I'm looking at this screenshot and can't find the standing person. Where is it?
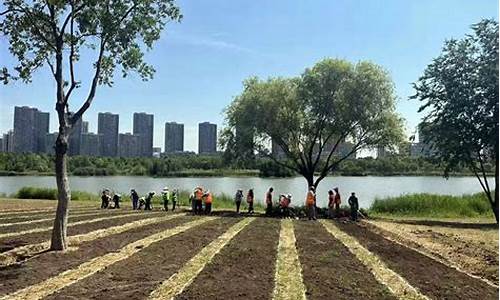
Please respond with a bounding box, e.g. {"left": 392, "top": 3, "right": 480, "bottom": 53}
{"left": 194, "top": 187, "right": 204, "bottom": 215}
{"left": 265, "top": 187, "right": 274, "bottom": 216}
{"left": 327, "top": 190, "right": 335, "bottom": 218}
{"left": 234, "top": 189, "right": 243, "bottom": 213}
{"left": 145, "top": 191, "right": 155, "bottom": 211}
{"left": 190, "top": 191, "right": 196, "bottom": 214}
{"left": 348, "top": 192, "right": 359, "bottom": 221}
{"left": 131, "top": 189, "right": 139, "bottom": 210}
{"left": 204, "top": 190, "right": 213, "bottom": 214}
{"left": 334, "top": 187, "right": 341, "bottom": 218}
{"left": 162, "top": 187, "right": 170, "bottom": 211}
{"left": 305, "top": 186, "right": 316, "bottom": 220}
{"left": 101, "top": 190, "right": 110, "bottom": 209}
{"left": 172, "top": 189, "right": 178, "bottom": 211}
{"left": 247, "top": 189, "right": 254, "bottom": 214}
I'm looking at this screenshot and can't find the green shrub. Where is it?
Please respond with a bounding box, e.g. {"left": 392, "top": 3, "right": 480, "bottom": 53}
{"left": 15, "top": 186, "right": 99, "bottom": 201}
{"left": 369, "top": 192, "right": 493, "bottom": 218}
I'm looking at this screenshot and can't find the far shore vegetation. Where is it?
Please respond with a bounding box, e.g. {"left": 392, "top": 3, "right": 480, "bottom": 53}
{"left": 0, "top": 153, "right": 494, "bottom": 178}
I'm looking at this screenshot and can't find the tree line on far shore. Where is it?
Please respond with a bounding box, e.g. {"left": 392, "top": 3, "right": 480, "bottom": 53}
{"left": 0, "top": 152, "right": 493, "bottom": 178}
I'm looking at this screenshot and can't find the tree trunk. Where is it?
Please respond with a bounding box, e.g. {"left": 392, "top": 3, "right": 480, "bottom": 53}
{"left": 494, "top": 155, "right": 499, "bottom": 224}
{"left": 50, "top": 131, "right": 71, "bottom": 250}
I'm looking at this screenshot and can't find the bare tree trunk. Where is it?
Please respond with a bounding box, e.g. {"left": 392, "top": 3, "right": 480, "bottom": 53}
{"left": 50, "top": 131, "right": 70, "bottom": 250}
{"left": 494, "top": 155, "right": 499, "bottom": 224}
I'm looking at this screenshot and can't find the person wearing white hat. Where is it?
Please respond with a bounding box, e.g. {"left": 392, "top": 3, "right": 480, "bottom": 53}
{"left": 162, "top": 187, "right": 170, "bottom": 211}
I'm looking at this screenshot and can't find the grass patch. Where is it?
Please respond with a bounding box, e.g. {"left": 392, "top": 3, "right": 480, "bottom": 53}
{"left": 369, "top": 192, "right": 494, "bottom": 219}
{"left": 14, "top": 187, "right": 100, "bottom": 202}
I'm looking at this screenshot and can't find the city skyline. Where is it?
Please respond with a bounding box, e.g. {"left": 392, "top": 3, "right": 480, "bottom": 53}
{"left": 1, "top": 1, "right": 497, "bottom": 152}
{"left": 2, "top": 106, "right": 220, "bottom": 155}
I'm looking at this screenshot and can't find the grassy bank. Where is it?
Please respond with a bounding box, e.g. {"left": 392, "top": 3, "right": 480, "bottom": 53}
{"left": 7, "top": 186, "right": 266, "bottom": 211}
{"left": 369, "top": 192, "right": 495, "bottom": 219}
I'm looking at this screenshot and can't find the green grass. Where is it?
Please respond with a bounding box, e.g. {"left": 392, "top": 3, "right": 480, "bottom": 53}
{"left": 9, "top": 186, "right": 265, "bottom": 211}
{"left": 15, "top": 186, "right": 100, "bottom": 202}
{"left": 369, "top": 192, "right": 494, "bottom": 219}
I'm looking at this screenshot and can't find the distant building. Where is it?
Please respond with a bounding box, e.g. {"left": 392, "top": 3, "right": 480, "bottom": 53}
{"left": 98, "top": 112, "right": 119, "bottom": 157}
{"left": 44, "top": 133, "right": 58, "bottom": 154}
{"left": 377, "top": 146, "right": 389, "bottom": 159}
{"left": 35, "top": 111, "right": 49, "bottom": 153}
{"left": 133, "top": 112, "right": 154, "bottom": 157}
{"left": 82, "top": 121, "right": 89, "bottom": 134}
{"left": 13, "top": 106, "right": 49, "bottom": 153}
{"left": 164, "top": 122, "right": 184, "bottom": 153}
{"left": 271, "top": 140, "right": 286, "bottom": 159}
{"left": 0, "top": 138, "right": 3, "bottom": 153}
{"left": 198, "top": 122, "right": 217, "bottom": 154}
{"left": 80, "top": 133, "right": 101, "bottom": 156}
{"left": 410, "top": 123, "right": 436, "bottom": 158}
{"left": 3, "top": 131, "right": 14, "bottom": 153}
{"left": 68, "top": 117, "right": 83, "bottom": 156}
{"left": 118, "top": 133, "right": 141, "bottom": 157}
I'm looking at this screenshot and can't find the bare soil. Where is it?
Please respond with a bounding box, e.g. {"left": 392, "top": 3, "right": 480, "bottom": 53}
{"left": 177, "top": 218, "right": 280, "bottom": 300}
{"left": 294, "top": 221, "right": 396, "bottom": 300}
{"left": 0, "top": 215, "right": 192, "bottom": 295}
{"left": 337, "top": 221, "right": 499, "bottom": 300}
{"left": 0, "top": 212, "right": 166, "bottom": 253}
{"left": 46, "top": 217, "right": 239, "bottom": 300}
{"left": 369, "top": 219, "right": 499, "bottom": 283}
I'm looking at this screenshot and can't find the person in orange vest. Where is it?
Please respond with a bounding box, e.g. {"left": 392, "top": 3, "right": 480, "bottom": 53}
{"left": 194, "top": 187, "right": 204, "bottom": 215}
{"left": 305, "top": 186, "right": 316, "bottom": 220}
{"left": 204, "top": 190, "right": 213, "bottom": 214}
{"left": 333, "top": 187, "right": 341, "bottom": 218}
{"left": 247, "top": 189, "right": 255, "bottom": 214}
{"left": 265, "top": 187, "right": 274, "bottom": 216}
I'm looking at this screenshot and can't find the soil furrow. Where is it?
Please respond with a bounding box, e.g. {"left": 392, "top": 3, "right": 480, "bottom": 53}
{"left": 295, "top": 221, "right": 397, "bottom": 300}
{"left": 45, "top": 217, "right": 239, "bottom": 300}
{"left": 0, "top": 212, "right": 165, "bottom": 253}
{"left": 0, "top": 208, "right": 119, "bottom": 223}
{"left": 337, "top": 221, "right": 499, "bottom": 300}
{"left": 0, "top": 214, "right": 185, "bottom": 267}
{"left": 177, "top": 218, "right": 280, "bottom": 300}
{"left": 150, "top": 217, "right": 256, "bottom": 299}
{"left": 0, "top": 215, "right": 198, "bottom": 298}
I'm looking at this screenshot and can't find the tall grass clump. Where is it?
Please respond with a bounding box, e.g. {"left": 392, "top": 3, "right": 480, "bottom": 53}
{"left": 369, "top": 192, "right": 493, "bottom": 218}
{"left": 15, "top": 186, "right": 99, "bottom": 202}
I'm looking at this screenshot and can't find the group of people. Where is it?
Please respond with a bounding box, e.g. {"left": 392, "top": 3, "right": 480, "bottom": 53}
{"left": 100, "top": 185, "right": 360, "bottom": 221}
{"left": 237, "top": 186, "right": 360, "bottom": 221}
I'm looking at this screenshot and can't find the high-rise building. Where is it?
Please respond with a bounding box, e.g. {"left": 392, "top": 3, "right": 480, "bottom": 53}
{"left": 271, "top": 139, "right": 286, "bottom": 159}
{"left": 82, "top": 121, "right": 89, "bottom": 134}
{"left": 13, "top": 106, "right": 49, "bottom": 153}
{"left": 377, "top": 145, "right": 389, "bottom": 159}
{"left": 198, "top": 122, "right": 217, "bottom": 154}
{"left": 0, "top": 138, "right": 3, "bottom": 153}
{"left": 68, "top": 117, "right": 83, "bottom": 156}
{"left": 133, "top": 112, "right": 154, "bottom": 157}
{"left": 35, "top": 111, "right": 49, "bottom": 153}
{"left": 164, "top": 122, "right": 184, "bottom": 153}
{"left": 118, "top": 133, "right": 141, "bottom": 157}
{"left": 45, "top": 133, "right": 58, "bottom": 154}
{"left": 98, "top": 112, "right": 119, "bottom": 157}
{"left": 2, "top": 131, "right": 14, "bottom": 153}
{"left": 80, "top": 133, "right": 101, "bottom": 156}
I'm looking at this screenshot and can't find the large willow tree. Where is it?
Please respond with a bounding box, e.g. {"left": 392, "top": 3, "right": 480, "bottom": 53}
{"left": 223, "top": 58, "right": 404, "bottom": 188}
{"left": 0, "top": 0, "right": 182, "bottom": 250}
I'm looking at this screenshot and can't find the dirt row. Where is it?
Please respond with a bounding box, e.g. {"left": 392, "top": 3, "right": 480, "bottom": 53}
{"left": 46, "top": 217, "right": 240, "bottom": 299}
{"left": 337, "top": 221, "right": 499, "bottom": 300}
{"left": 294, "top": 221, "right": 396, "bottom": 300}
{"left": 177, "top": 218, "right": 280, "bottom": 300}
{"left": 0, "top": 207, "right": 116, "bottom": 224}
{"left": 0, "top": 211, "right": 167, "bottom": 253}
{"left": 0, "top": 214, "right": 197, "bottom": 295}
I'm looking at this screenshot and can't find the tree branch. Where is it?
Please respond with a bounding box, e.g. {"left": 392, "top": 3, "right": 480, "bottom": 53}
{"left": 70, "top": 37, "right": 106, "bottom": 125}
{"left": 64, "top": 0, "right": 77, "bottom": 103}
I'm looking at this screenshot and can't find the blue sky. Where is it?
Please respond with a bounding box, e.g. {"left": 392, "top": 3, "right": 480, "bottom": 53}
{"left": 0, "top": 0, "right": 498, "bottom": 152}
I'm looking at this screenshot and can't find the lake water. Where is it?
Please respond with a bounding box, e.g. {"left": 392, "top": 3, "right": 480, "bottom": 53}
{"left": 0, "top": 175, "right": 491, "bottom": 208}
